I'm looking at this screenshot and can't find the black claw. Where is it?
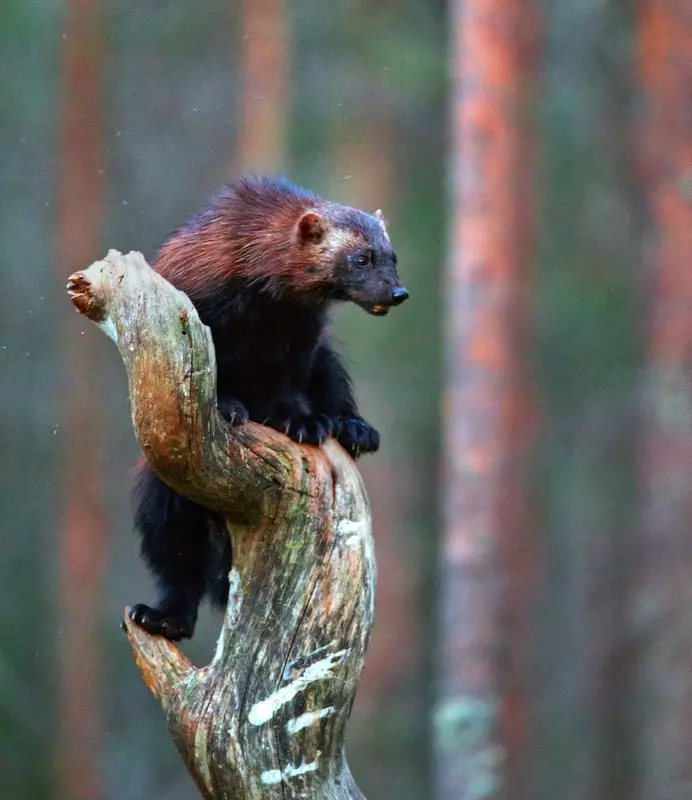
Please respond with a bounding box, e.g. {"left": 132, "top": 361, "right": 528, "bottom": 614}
{"left": 336, "top": 416, "right": 379, "bottom": 457}
{"left": 128, "top": 603, "right": 194, "bottom": 641}
{"left": 265, "top": 412, "right": 334, "bottom": 446}
{"left": 330, "top": 416, "right": 344, "bottom": 438}
{"left": 218, "top": 398, "right": 250, "bottom": 426}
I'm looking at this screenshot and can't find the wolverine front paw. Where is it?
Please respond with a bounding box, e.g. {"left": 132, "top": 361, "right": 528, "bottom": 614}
{"left": 265, "top": 412, "right": 334, "bottom": 445}
{"left": 218, "top": 397, "right": 250, "bottom": 426}
{"left": 334, "top": 416, "right": 380, "bottom": 458}
{"left": 128, "top": 604, "right": 195, "bottom": 641}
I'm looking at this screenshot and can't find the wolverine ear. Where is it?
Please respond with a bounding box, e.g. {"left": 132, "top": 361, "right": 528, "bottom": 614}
{"left": 374, "top": 208, "right": 389, "bottom": 238}
{"left": 297, "top": 211, "right": 327, "bottom": 244}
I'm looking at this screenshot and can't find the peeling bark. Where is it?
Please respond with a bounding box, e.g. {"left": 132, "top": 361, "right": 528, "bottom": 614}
{"left": 66, "top": 250, "right": 374, "bottom": 799}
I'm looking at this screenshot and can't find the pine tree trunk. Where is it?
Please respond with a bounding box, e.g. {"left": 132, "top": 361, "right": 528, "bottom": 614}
{"left": 631, "top": 2, "right": 692, "bottom": 797}
{"left": 55, "top": 0, "right": 107, "bottom": 796}
{"left": 436, "top": 1, "right": 539, "bottom": 797}
{"left": 234, "top": 0, "right": 290, "bottom": 173}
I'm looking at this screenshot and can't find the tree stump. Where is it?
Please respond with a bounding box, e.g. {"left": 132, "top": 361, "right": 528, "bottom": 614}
{"left": 66, "top": 250, "right": 375, "bottom": 799}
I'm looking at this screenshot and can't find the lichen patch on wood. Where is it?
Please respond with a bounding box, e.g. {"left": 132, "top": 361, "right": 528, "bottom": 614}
{"left": 261, "top": 754, "right": 322, "bottom": 785}
{"left": 248, "top": 648, "right": 350, "bottom": 727}
{"left": 286, "top": 707, "right": 337, "bottom": 734}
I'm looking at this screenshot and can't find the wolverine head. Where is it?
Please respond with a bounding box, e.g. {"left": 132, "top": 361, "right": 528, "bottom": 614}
{"left": 165, "top": 176, "right": 410, "bottom": 312}
{"left": 294, "top": 204, "right": 409, "bottom": 315}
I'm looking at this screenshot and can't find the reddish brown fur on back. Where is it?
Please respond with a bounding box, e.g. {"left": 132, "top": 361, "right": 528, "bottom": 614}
{"left": 154, "top": 178, "right": 368, "bottom": 301}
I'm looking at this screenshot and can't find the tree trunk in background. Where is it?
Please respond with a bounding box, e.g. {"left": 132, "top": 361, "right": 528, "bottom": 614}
{"left": 436, "top": 1, "right": 538, "bottom": 798}
{"left": 234, "top": 0, "right": 289, "bottom": 173}
{"left": 632, "top": 2, "right": 692, "bottom": 798}
{"left": 55, "top": 0, "right": 107, "bottom": 796}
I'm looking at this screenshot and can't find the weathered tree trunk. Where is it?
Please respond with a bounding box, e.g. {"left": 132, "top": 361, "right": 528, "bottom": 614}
{"left": 436, "top": 0, "right": 539, "bottom": 798}
{"left": 66, "top": 250, "right": 375, "bottom": 799}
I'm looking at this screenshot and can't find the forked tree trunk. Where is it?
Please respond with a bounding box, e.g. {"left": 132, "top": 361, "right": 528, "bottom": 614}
{"left": 66, "top": 250, "right": 375, "bottom": 799}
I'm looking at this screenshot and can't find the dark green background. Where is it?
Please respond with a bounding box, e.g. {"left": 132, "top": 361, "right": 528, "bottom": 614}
{"left": 1, "top": 1, "right": 641, "bottom": 797}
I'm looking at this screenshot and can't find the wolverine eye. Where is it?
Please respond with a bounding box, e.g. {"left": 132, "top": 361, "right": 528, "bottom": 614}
{"left": 353, "top": 252, "right": 371, "bottom": 268}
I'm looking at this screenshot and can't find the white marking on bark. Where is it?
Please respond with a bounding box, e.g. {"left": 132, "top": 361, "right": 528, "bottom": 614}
{"left": 249, "top": 650, "right": 349, "bottom": 726}
{"left": 226, "top": 567, "right": 243, "bottom": 625}
{"left": 213, "top": 622, "right": 227, "bottom": 664}
{"left": 213, "top": 569, "right": 243, "bottom": 663}
{"left": 286, "top": 707, "right": 336, "bottom": 734}
{"left": 282, "top": 641, "right": 337, "bottom": 681}
{"left": 98, "top": 317, "right": 118, "bottom": 344}
{"left": 261, "top": 753, "right": 321, "bottom": 784}
{"left": 336, "top": 518, "right": 368, "bottom": 548}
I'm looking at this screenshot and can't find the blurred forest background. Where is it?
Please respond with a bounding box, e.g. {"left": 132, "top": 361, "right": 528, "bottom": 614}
{"left": 1, "top": 0, "right": 690, "bottom": 798}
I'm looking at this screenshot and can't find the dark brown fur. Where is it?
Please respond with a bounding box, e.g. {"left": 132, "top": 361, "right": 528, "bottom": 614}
{"left": 129, "top": 176, "right": 408, "bottom": 640}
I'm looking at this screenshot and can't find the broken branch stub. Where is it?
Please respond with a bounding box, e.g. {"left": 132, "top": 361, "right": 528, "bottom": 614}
{"left": 67, "top": 250, "right": 375, "bottom": 799}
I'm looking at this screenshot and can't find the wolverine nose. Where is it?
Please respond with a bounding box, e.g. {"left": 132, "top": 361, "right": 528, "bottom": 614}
{"left": 391, "top": 286, "right": 409, "bottom": 305}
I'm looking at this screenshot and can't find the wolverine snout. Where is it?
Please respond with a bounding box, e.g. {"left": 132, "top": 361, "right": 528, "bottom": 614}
{"left": 356, "top": 283, "right": 410, "bottom": 317}
{"left": 390, "top": 286, "right": 409, "bottom": 305}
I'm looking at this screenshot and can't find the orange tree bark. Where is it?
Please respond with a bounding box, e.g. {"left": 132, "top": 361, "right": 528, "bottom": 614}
{"left": 631, "top": 2, "right": 692, "bottom": 798}
{"left": 55, "top": 0, "right": 106, "bottom": 797}
{"left": 67, "top": 251, "right": 375, "bottom": 799}
{"left": 234, "top": 0, "right": 290, "bottom": 173}
{"left": 436, "top": 1, "right": 539, "bottom": 798}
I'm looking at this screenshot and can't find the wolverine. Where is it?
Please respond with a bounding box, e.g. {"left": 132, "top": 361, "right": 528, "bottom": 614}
{"left": 130, "top": 175, "right": 408, "bottom": 640}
